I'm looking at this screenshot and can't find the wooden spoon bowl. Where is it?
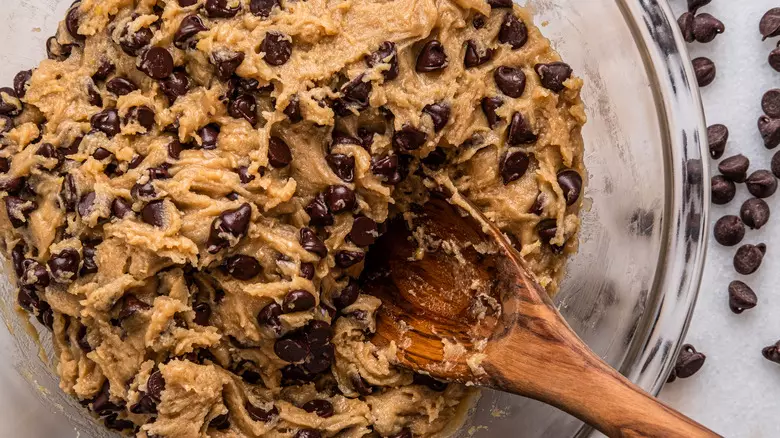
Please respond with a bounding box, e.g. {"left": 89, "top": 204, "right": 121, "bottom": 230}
{"left": 360, "top": 197, "right": 719, "bottom": 438}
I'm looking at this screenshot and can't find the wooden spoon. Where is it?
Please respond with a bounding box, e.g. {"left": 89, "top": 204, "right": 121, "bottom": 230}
{"left": 360, "top": 197, "right": 718, "bottom": 438}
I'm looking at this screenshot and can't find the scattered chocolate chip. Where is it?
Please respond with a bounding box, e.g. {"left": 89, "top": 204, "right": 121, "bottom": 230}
{"left": 77, "top": 192, "right": 96, "bottom": 218}
{"left": 209, "top": 413, "right": 230, "bottom": 430}
{"left": 5, "top": 196, "right": 37, "bottom": 228}
{"left": 284, "top": 95, "right": 303, "bottom": 123}
{"left": 463, "top": 40, "right": 494, "bottom": 68}
{"left": 159, "top": 70, "right": 192, "bottom": 103}
{"left": 206, "top": 0, "right": 241, "bottom": 17}
{"left": 225, "top": 254, "right": 261, "bottom": 280}
{"left": 769, "top": 47, "right": 780, "bottom": 73}
{"left": 746, "top": 170, "right": 777, "bottom": 198}
{"left": 473, "top": 14, "right": 486, "bottom": 29}
{"left": 481, "top": 96, "right": 504, "bottom": 128}
{"left": 371, "top": 155, "right": 400, "bottom": 183}
{"left": 535, "top": 62, "right": 573, "bottom": 92}
{"left": 245, "top": 401, "right": 279, "bottom": 422}
{"left": 20, "top": 259, "right": 49, "bottom": 288}
{"left": 711, "top": 175, "right": 736, "bottom": 205}
{"left": 760, "top": 8, "right": 780, "bottom": 40}
{"left": 282, "top": 290, "right": 316, "bottom": 313}
{"left": 213, "top": 50, "right": 246, "bottom": 82}
{"left": 268, "top": 136, "right": 292, "bottom": 168}
{"left": 416, "top": 40, "right": 448, "bottom": 72}
{"left": 0, "top": 88, "right": 21, "bottom": 116}
{"left": 250, "top": 0, "right": 280, "bottom": 17}
{"left": 734, "top": 243, "right": 766, "bottom": 275}
{"left": 295, "top": 430, "right": 322, "bottom": 438}
{"left": 298, "top": 228, "right": 327, "bottom": 258}
{"left": 728, "top": 280, "right": 757, "bottom": 314}
{"left": 325, "top": 153, "right": 355, "bottom": 182}
{"left": 692, "top": 57, "right": 716, "bottom": 87}
{"left": 198, "top": 124, "right": 220, "bottom": 149}
{"left": 335, "top": 251, "right": 364, "bottom": 269}
{"left": 707, "top": 124, "right": 728, "bottom": 159}
{"left": 13, "top": 70, "right": 32, "bottom": 98}
{"left": 305, "top": 194, "right": 334, "bottom": 226}
{"left": 506, "top": 112, "right": 537, "bottom": 145}
{"left": 275, "top": 337, "right": 308, "bottom": 362}
{"left": 713, "top": 215, "right": 744, "bottom": 247}
{"left": 393, "top": 125, "right": 427, "bottom": 151}
{"left": 536, "top": 219, "right": 558, "bottom": 243}
{"left": 138, "top": 47, "right": 174, "bottom": 80}
{"left": 333, "top": 279, "right": 359, "bottom": 309}
{"left": 678, "top": 12, "right": 695, "bottom": 43}
{"left": 762, "top": 90, "right": 780, "bottom": 119}
{"left": 500, "top": 150, "right": 529, "bottom": 185}
{"left": 299, "top": 263, "right": 315, "bottom": 280}
{"left": 0, "top": 177, "right": 24, "bottom": 194}
{"left": 261, "top": 31, "right": 292, "bottom": 66}
{"left": 773, "top": 150, "right": 780, "bottom": 179}
{"left": 692, "top": 13, "right": 725, "bottom": 43}
{"left": 120, "top": 25, "right": 153, "bottom": 56}
{"left": 557, "top": 170, "right": 582, "bottom": 206}
{"left": 80, "top": 242, "right": 99, "bottom": 275}
{"left": 494, "top": 66, "right": 526, "bottom": 98}
{"left": 228, "top": 94, "right": 258, "bottom": 126}
{"left": 422, "top": 102, "right": 450, "bottom": 132}
{"left": 0, "top": 115, "right": 13, "bottom": 135}
{"left": 131, "top": 181, "right": 156, "bottom": 200}
{"left": 759, "top": 116, "right": 780, "bottom": 149}
{"left": 48, "top": 248, "right": 80, "bottom": 283}
{"left": 118, "top": 295, "right": 150, "bottom": 320}
{"left": 174, "top": 14, "right": 208, "bottom": 49}
{"left": 206, "top": 204, "right": 252, "bottom": 253}
{"left": 91, "top": 109, "right": 121, "bottom": 138}
{"left": 674, "top": 344, "right": 706, "bottom": 378}
{"left": 740, "top": 198, "right": 770, "bottom": 230}
{"left": 105, "top": 77, "right": 137, "bottom": 97}
{"left": 365, "top": 41, "right": 399, "bottom": 80}
{"left": 236, "top": 166, "right": 254, "bottom": 184}
{"left": 92, "top": 59, "right": 115, "bottom": 81}
{"left": 498, "top": 13, "right": 528, "bottom": 50}
{"left": 127, "top": 106, "right": 156, "bottom": 131}
{"left": 324, "top": 185, "right": 356, "bottom": 214}
{"left": 349, "top": 216, "right": 378, "bottom": 246}
{"left": 350, "top": 373, "right": 373, "bottom": 396}
{"left": 141, "top": 200, "right": 166, "bottom": 227}
{"left": 301, "top": 399, "right": 333, "bottom": 418}
{"left": 718, "top": 154, "right": 749, "bottom": 183}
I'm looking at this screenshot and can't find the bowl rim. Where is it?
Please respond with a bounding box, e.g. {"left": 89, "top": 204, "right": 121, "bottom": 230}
{"left": 576, "top": 0, "right": 709, "bottom": 434}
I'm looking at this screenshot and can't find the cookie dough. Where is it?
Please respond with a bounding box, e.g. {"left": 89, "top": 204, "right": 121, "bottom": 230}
{"left": 0, "top": 0, "right": 585, "bottom": 436}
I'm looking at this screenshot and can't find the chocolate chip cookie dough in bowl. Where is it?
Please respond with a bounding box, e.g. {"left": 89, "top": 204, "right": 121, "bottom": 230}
{"left": 0, "top": 1, "right": 707, "bottom": 438}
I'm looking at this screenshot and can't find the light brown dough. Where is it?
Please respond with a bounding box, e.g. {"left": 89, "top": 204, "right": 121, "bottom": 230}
{"left": 0, "top": 0, "right": 585, "bottom": 436}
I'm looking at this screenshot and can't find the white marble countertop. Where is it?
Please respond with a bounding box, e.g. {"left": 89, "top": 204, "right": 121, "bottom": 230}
{"left": 658, "top": 1, "right": 780, "bottom": 437}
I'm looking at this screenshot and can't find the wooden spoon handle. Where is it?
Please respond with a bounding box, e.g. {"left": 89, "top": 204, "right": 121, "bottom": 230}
{"left": 480, "top": 288, "right": 720, "bottom": 437}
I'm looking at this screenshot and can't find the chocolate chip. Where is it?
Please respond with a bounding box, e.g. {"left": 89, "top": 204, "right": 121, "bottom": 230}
{"left": 5, "top": 196, "right": 37, "bottom": 228}
{"left": 179, "top": 0, "right": 198, "bottom": 5}
{"left": 498, "top": 13, "right": 528, "bottom": 50}
{"left": 199, "top": 124, "right": 220, "bottom": 149}
{"left": 333, "top": 279, "right": 359, "bottom": 309}
{"left": 499, "top": 150, "right": 529, "bottom": 185}
{"left": 718, "top": 154, "right": 749, "bottom": 183}
{"left": 416, "top": 40, "right": 448, "bottom": 72}
{"left": 305, "top": 344, "right": 334, "bottom": 374}
{"left": 463, "top": 40, "right": 494, "bottom": 68}
{"left": 301, "top": 399, "right": 333, "bottom": 418}
{"left": 131, "top": 181, "right": 156, "bottom": 200}
{"left": 295, "top": 430, "right": 322, "bottom": 438}
{"left": 77, "top": 326, "right": 92, "bottom": 352}
{"left": 727, "top": 280, "right": 757, "bottom": 314}
{"left": 707, "top": 124, "right": 728, "bottom": 159}
{"left": 536, "top": 219, "right": 558, "bottom": 244}
{"left": 535, "top": 63, "right": 573, "bottom": 93}
{"left": 138, "top": 47, "right": 174, "bottom": 80}
{"left": 0, "top": 115, "right": 13, "bottom": 135}
{"left": 46, "top": 37, "right": 72, "bottom": 61}
{"left": 688, "top": 0, "right": 711, "bottom": 12}
{"left": 146, "top": 369, "right": 165, "bottom": 401}
{"left": 297, "top": 263, "right": 314, "bottom": 281}
{"left": 190, "top": 302, "right": 211, "bottom": 326}
{"left": 692, "top": 57, "right": 715, "bottom": 87}
{"left": 77, "top": 192, "right": 96, "bottom": 218}
{"left": 282, "top": 290, "right": 316, "bottom": 313}
{"left": 769, "top": 47, "right": 780, "bottom": 73}
{"left": 65, "top": 6, "right": 85, "bottom": 41}
{"left": 209, "top": 413, "right": 230, "bottom": 430}
{"left": 493, "top": 66, "right": 526, "bottom": 98}
{"left": 235, "top": 166, "right": 254, "bottom": 184}
{"left": 91, "top": 109, "right": 121, "bottom": 138}
{"left": 245, "top": 401, "right": 279, "bottom": 422}
{"left": 105, "top": 77, "right": 137, "bottom": 97}
{"left": 213, "top": 51, "right": 245, "bottom": 82}
{"left": 120, "top": 25, "right": 153, "bottom": 56}
{"left": 141, "top": 200, "right": 166, "bottom": 227}
{"left": 118, "top": 294, "right": 150, "bottom": 320}
{"left": 250, "top": 0, "right": 280, "bottom": 17}
{"left": 81, "top": 242, "right": 99, "bottom": 275}
{"left": 48, "top": 248, "right": 80, "bottom": 283}
{"left": 275, "top": 337, "right": 308, "bottom": 362}
{"left": 746, "top": 170, "right": 777, "bottom": 198}
{"left": 761, "top": 8, "right": 780, "bottom": 40}
{"left": 299, "top": 227, "right": 328, "bottom": 258}
{"left": 174, "top": 14, "right": 207, "bottom": 49}
{"left": 740, "top": 198, "right": 770, "bottom": 230}
{"left": 225, "top": 255, "right": 261, "bottom": 280}
{"left": 734, "top": 243, "right": 766, "bottom": 275}
{"left": 228, "top": 94, "right": 258, "bottom": 126}
{"left": 324, "top": 185, "right": 356, "bottom": 214}
{"left": 0, "top": 177, "right": 24, "bottom": 195}
{"left": 393, "top": 125, "right": 427, "bottom": 151}
{"left": 335, "top": 251, "right": 364, "bottom": 269}
{"left": 557, "top": 170, "right": 582, "bottom": 206}
{"left": 93, "top": 59, "right": 115, "bottom": 81}
{"left": 206, "top": 204, "right": 252, "bottom": 253}
{"left": 338, "top": 74, "right": 372, "bottom": 114}
{"left": 371, "top": 155, "right": 399, "bottom": 183}
{"left": 0, "top": 88, "right": 21, "bottom": 116}
{"left": 674, "top": 344, "right": 706, "bottom": 378}
{"left": 268, "top": 136, "right": 292, "bottom": 167}
{"left": 13, "top": 70, "right": 32, "bottom": 98}
{"left": 159, "top": 70, "right": 192, "bottom": 103}
{"left": 773, "top": 150, "right": 780, "bottom": 179}
{"left": 422, "top": 102, "right": 450, "bottom": 132}
{"left": 37, "top": 143, "right": 62, "bottom": 167}
{"left": 481, "top": 96, "right": 504, "bottom": 128}
{"left": 304, "top": 320, "right": 332, "bottom": 349}
{"left": 762, "top": 89, "right": 780, "bottom": 119}
{"left": 678, "top": 12, "right": 695, "bottom": 43}
{"left": 324, "top": 153, "right": 355, "bottom": 182}
{"left": 206, "top": 0, "right": 241, "bottom": 17}
{"left": 85, "top": 83, "right": 102, "bottom": 107}
{"left": 17, "top": 286, "right": 40, "bottom": 314}
{"left": 713, "top": 215, "right": 744, "bottom": 247}
{"left": 692, "top": 13, "right": 724, "bottom": 43}
{"left": 759, "top": 116, "right": 780, "bottom": 149}
{"left": 506, "top": 112, "right": 537, "bottom": 145}
{"left": 20, "top": 259, "right": 49, "bottom": 288}
{"left": 350, "top": 374, "right": 373, "bottom": 396}
{"left": 305, "top": 194, "right": 334, "bottom": 226}
{"left": 284, "top": 95, "right": 303, "bottom": 123}
{"left": 711, "top": 175, "right": 735, "bottom": 205}
{"left": 348, "top": 216, "right": 378, "bottom": 247}
{"left": 261, "top": 31, "right": 292, "bottom": 66}
{"left": 257, "top": 301, "right": 282, "bottom": 333}
{"left": 365, "top": 41, "right": 399, "bottom": 80}
{"left": 127, "top": 106, "right": 156, "bottom": 131}
{"left": 149, "top": 166, "right": 171, "bottom": 180}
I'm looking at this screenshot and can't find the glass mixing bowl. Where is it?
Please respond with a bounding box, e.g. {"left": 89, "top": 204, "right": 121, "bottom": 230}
{"left": 0, "top": 0, "right": 708, "bottom": 436}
